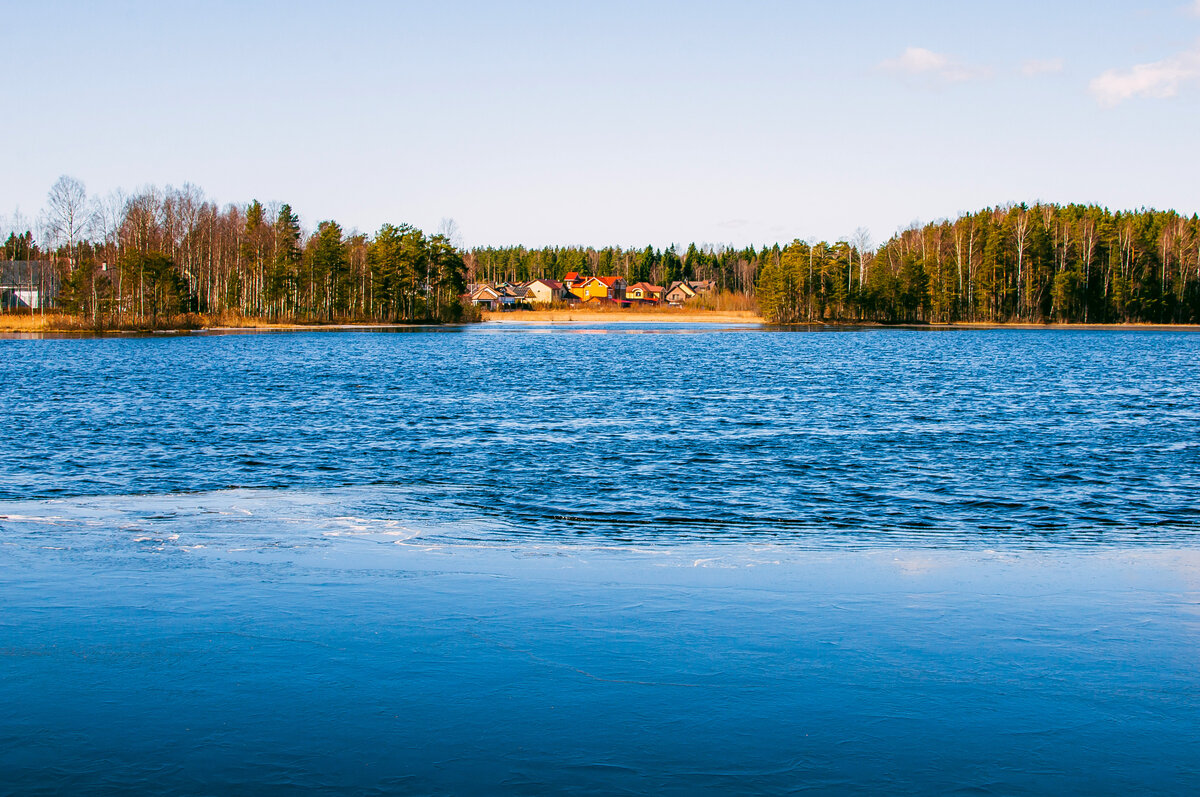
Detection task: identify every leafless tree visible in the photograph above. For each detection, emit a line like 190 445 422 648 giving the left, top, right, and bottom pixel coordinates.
851 227 872 287
43 175 91 268
437 217 463 249
1011 206 1031 315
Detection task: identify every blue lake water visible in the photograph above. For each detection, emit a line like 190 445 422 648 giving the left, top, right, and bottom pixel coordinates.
2 323 1199 793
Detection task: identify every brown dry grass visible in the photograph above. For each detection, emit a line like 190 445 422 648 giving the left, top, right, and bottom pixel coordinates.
483 291 763 324
0 312 210 332
0 311 446 332
484 308 764 324
0 313 94 332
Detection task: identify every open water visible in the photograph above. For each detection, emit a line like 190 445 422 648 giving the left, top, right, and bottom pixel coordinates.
1 323 1199 793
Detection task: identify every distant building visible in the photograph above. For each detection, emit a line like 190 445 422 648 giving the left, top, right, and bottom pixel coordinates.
595 276 627 302
466 284 502 310
627 282 664 303
0 261 56 310
663 280 715 305
524 278 566 304
496 282 529 305
569 276 627 303
664 281 698 305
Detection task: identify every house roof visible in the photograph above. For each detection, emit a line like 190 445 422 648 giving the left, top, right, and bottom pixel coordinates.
666 281 696 296
0 260 54 286
469 285 501 299
564 271 580 281
526 278 563 290
596 276 623 287
628 281 664 292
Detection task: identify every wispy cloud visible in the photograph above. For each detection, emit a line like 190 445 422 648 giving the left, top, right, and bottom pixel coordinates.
879 47 989 83
1020 57 1064 77
1089 41 1200 106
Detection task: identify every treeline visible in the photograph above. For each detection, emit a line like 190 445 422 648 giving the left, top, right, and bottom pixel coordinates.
467 243 763 294
758 204 1200 324
8 178 1199 326
5 177 471 323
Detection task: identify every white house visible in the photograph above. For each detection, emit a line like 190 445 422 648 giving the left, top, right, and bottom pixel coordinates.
1 261 55 310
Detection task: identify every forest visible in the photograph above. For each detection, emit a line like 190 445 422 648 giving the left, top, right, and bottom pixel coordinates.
475 205 1200 325
4 176 1199 326
757 204 1200 325
2 177 471 324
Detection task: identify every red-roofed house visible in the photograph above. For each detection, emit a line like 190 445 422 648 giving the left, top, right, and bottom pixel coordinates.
569 276 627 303
627 282 664 303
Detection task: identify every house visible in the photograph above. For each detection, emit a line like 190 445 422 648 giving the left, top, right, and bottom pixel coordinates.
496 282 529 306
569 276 627 303
596 276 627 302
626 282 664 303
467 284 502 310
0 260 56 310
523 278 566 305
663 281 698 305
663 279 716 305
563 271 582 290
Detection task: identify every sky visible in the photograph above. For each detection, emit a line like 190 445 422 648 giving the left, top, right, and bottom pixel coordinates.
2 0 1199 249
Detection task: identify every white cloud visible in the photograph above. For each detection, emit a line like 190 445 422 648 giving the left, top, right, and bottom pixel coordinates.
880 47 989 83
1089 42 1200 106
882 47 948 74
1020 57 1065 77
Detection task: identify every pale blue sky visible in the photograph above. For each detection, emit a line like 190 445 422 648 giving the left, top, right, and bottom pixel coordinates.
3 0 1199 248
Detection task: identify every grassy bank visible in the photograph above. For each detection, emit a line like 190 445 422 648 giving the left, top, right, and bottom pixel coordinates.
7 311 1196 333
0 312 457 333
484 307 764 323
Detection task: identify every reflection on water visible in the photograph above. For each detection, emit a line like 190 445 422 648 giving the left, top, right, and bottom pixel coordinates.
2 325 1200 792
3 500 1199 793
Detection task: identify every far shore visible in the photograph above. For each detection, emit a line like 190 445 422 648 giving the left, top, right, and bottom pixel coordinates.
483 309 1200 330
482 309 764 324
4 310 1200 334
0 314 449 334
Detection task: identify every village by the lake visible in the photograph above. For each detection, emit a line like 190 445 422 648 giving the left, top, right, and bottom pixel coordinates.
465 272 716 311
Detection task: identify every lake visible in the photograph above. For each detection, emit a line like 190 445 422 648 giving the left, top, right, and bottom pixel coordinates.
2 323 1199 793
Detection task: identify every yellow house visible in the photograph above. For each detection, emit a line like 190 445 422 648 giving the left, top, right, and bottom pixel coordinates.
627 282 663 303
568 277 601 301
567 276 627 303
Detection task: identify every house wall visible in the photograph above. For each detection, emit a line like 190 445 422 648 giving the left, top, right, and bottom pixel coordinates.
571 281 609 302
1 288 40 310
525 283 558 304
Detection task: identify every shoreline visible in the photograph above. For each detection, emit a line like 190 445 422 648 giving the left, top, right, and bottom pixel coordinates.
482 309 763 324
0 314 450 335
482 309 1200 331
4 310 1200 334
